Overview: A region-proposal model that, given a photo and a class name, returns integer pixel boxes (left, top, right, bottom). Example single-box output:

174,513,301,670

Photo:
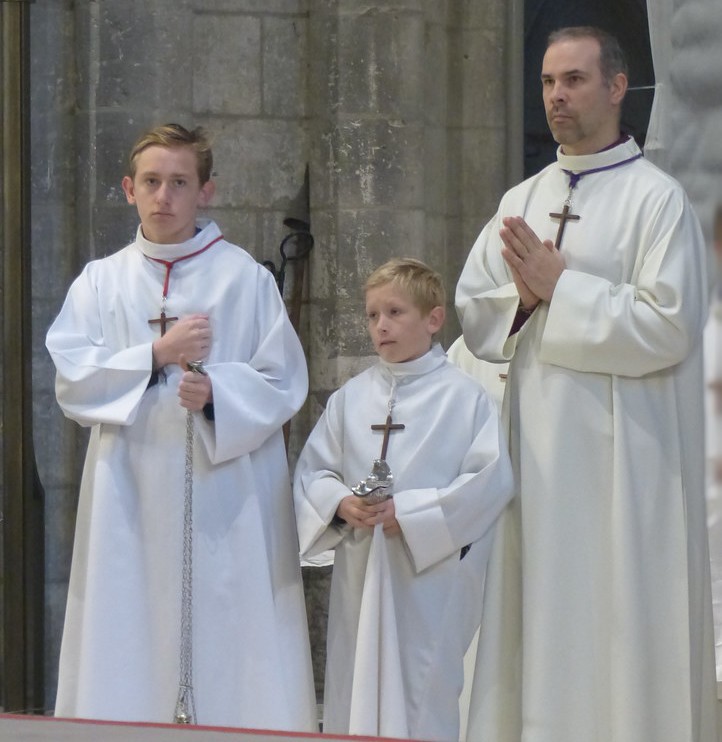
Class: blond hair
365,258,446,315
127,123,213,184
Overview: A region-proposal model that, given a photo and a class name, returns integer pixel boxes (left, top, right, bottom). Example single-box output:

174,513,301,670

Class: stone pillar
30,0,85,709
303,0,512,424
1,0,44,713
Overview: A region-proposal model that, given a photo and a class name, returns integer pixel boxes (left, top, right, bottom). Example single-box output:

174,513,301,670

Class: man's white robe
293,345,514,741
46,221,317,731
456,138,718,741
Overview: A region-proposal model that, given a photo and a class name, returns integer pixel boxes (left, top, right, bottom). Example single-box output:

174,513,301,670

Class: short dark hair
127,123,214,184
548,26,628,85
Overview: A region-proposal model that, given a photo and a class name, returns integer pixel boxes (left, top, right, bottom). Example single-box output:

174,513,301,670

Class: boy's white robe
293,345,514,741
456,138,717,741
46,221,317,731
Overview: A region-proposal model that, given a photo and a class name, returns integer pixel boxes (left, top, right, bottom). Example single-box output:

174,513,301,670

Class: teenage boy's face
122,145,214,244
365,282,444,363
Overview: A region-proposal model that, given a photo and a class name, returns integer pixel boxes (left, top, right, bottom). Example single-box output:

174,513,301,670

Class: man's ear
610,72,628,105
428,305,445,335
121,175,136,205
198,179,215,208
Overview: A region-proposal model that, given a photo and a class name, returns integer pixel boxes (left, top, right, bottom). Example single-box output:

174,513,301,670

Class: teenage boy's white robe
456,138,718,741
294,345,514,741
46,221,317,731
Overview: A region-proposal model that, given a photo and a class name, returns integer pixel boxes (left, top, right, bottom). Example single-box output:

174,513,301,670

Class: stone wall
29,0,515,709
659,1,722,235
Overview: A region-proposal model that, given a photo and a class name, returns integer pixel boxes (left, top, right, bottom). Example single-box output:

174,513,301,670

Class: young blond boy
294,258,513,741
46,124,316,730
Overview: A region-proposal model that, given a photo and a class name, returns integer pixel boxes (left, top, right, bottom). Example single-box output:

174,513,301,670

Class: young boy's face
365,281,444,363
122,145,214,244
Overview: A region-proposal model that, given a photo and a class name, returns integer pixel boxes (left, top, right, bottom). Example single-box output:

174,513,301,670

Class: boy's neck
140,224,202,245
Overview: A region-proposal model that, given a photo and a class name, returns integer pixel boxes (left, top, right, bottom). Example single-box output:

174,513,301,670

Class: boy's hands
152,313,211,370
371,498,401,535
336,495,400,535
177,354,213,411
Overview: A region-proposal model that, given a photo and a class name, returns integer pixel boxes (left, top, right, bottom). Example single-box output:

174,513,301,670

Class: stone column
303,0,512,425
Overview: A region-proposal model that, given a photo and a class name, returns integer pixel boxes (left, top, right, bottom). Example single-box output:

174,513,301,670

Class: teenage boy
46,123,317,730
294,258,513,741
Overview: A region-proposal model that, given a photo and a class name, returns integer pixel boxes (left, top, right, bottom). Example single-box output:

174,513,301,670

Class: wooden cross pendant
549,202,580,249
148,310,179,336
370,414,405,461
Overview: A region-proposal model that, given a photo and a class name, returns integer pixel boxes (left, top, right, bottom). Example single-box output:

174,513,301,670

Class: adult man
456,27,717,741
46,124,317,731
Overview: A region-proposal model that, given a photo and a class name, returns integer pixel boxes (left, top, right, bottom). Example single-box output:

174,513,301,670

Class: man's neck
560,132,626,157
597,133,628,152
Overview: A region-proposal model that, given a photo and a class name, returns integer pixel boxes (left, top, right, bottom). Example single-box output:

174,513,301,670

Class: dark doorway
524,0,654,178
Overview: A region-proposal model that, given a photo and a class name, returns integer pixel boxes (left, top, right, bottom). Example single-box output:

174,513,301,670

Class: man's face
541,37,626,156
365,282,443,364
122,145,214,244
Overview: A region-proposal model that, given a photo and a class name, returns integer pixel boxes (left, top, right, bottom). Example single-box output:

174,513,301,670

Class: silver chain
174,406,197,724
387,376,398,415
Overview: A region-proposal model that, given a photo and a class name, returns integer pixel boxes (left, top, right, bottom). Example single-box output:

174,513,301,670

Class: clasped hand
336,494,401,536
151,314,214,411
177,354,213,412
500,216,566,308
152,313,212,368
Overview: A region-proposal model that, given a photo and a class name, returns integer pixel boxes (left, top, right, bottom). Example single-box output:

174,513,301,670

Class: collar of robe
556,135,643,188
137,219,222,263
378,343,447,382
137,220,224,298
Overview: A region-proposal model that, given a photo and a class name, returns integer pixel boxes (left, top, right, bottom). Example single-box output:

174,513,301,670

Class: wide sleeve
293,390,353,557
539,187,709,376
394,392,514,574
196,269,308,464
45,262,155,427
455,205,524,363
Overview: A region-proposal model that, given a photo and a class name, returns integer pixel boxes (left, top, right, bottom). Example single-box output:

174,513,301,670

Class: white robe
446,336,508,412
46,220,317,731
446,335,509,740
293,345,514,741
456,138,718,741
